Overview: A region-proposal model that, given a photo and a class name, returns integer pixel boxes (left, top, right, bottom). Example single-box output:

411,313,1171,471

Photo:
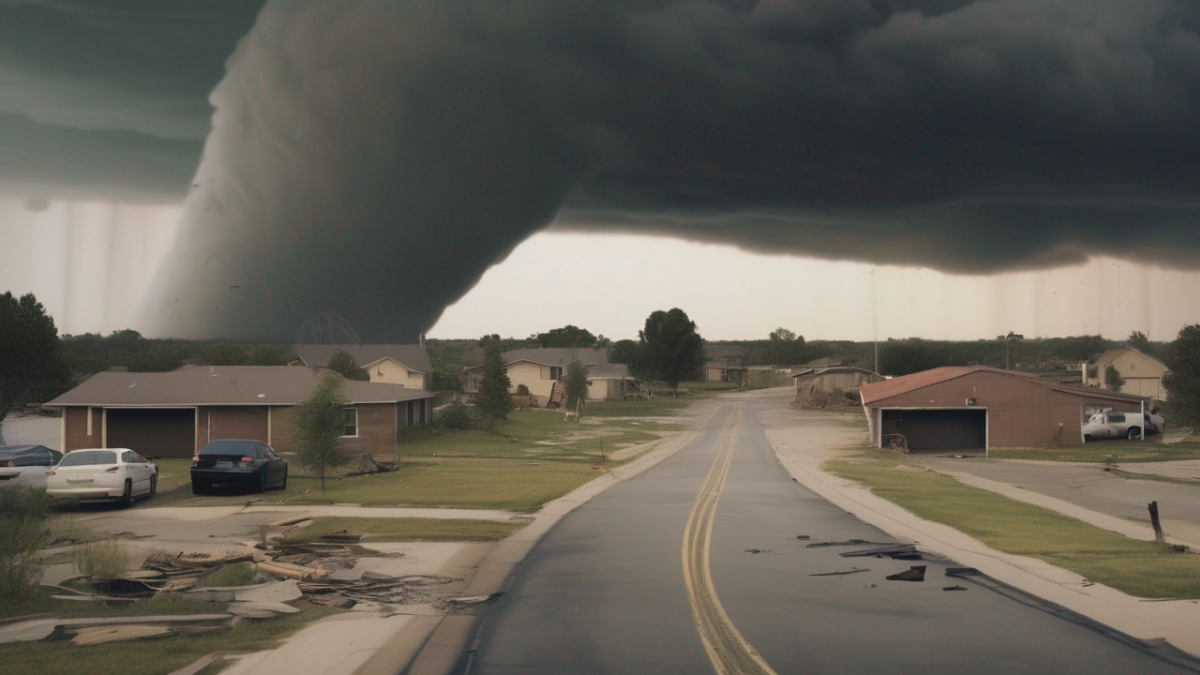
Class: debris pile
796,388,862,409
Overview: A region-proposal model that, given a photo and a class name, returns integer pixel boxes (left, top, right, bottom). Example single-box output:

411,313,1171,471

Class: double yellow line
681,407,778,675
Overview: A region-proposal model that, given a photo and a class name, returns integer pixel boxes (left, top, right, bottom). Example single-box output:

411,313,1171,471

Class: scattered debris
448,593,504,605
349,454,392,476
308,595,357,609
795,535,810,540
840,544,920,559
0,619,59,644
943,585,968,591
864,584,877,589
233,580,303,603
809,568,870,577
744,548,772,554
944,567,980,577
1171,544,1190,553
806,539,878,548
72,624,172,646
270,515,313,528
886,565,926,582
257,560,321,580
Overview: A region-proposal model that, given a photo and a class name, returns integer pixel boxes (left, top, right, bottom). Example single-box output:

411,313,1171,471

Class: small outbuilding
793,366,884,404
860,366,1149,453
43,366,434,459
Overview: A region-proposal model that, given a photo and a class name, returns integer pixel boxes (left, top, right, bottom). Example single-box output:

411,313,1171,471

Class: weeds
0,488,52,601
72,538,130,579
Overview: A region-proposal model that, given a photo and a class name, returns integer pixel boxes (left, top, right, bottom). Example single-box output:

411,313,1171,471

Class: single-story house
860,366,1150,453
703,345,748,383
793,366,884,402
291,344,432,390
1083,347,1169,400
463,348,633,405
43,366,434,459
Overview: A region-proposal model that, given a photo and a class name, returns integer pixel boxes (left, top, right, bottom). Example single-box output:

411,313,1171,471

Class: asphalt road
464,401,1195,675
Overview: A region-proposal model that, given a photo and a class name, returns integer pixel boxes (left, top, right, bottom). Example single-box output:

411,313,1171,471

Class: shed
860,366,1149,453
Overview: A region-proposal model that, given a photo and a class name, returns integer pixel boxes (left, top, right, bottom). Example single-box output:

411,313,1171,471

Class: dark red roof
861,366,1147,406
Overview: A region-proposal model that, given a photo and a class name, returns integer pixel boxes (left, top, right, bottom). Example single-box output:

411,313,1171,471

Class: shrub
72,537,129,580
515,384,530,396
439,401,474,430
0,488,52,600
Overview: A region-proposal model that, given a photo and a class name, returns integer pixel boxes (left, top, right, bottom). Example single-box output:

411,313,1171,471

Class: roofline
863,367,1152,406
359,356,426,374
43,396,434,409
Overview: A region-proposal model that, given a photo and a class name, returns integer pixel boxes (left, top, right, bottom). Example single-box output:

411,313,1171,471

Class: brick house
43,366,434,459
860,366,1150,453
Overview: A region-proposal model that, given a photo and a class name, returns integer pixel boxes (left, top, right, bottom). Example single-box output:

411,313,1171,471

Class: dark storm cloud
1,1,1196,340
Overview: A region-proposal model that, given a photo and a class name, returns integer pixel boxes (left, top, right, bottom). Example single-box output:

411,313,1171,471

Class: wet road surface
465,403,1194,674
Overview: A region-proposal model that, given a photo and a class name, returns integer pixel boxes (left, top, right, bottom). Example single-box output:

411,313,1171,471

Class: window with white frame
343,407,358,437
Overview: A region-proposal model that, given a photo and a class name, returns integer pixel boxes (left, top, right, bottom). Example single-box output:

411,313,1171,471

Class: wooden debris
269,515,313,527
0,618,59,644
58,614,233,628
257,560,321,579
72,624,172,645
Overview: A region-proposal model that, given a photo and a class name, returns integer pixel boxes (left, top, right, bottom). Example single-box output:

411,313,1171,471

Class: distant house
1083,347,1169,400
793,366,884,403
703,345,748,383
860,366,1149,452
43,366,433,459
463,348,633,405
291,344,432,390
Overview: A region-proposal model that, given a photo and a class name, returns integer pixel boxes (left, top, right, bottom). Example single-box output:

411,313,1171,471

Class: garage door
209,407,269,444
106,408,196,459
882,409,986,451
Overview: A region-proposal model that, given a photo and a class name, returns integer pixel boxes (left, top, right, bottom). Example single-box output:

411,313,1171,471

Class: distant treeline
59,330,295,375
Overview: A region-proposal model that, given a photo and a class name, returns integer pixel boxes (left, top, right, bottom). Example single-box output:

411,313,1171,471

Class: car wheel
1083,434,1092,443
258,471,268,494
1128,427,1142,440
120,480,133,508
280,469,288,491
149,474,157,498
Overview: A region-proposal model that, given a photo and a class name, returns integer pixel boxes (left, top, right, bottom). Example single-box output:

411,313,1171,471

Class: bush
515,383,530,396
73,538,130,579
439,401,474,429
0,488,51,600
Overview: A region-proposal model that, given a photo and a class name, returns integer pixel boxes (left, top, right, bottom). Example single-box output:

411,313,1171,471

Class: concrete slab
233,580,303,603
329,543,464,580
220,613,414,675
0,619,58,644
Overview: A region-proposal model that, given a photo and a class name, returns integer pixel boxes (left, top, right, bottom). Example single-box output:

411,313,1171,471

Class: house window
550,367,562,380
343,408,358,437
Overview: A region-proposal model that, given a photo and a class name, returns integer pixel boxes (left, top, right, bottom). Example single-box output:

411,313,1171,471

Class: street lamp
998,332,1024,370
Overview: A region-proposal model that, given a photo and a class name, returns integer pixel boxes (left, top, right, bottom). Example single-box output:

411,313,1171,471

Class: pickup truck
1082,410,1165,441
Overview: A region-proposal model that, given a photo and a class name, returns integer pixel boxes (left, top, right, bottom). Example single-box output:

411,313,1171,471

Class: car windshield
58,451,118,467
199,441,257,458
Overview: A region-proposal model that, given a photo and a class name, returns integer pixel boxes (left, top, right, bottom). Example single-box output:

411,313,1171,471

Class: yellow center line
681,407,778,675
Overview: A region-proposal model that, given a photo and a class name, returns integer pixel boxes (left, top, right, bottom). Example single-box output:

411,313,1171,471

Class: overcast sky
0,1,1197,342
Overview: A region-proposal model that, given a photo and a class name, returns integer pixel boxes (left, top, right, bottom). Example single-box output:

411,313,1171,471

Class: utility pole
998,331,1024,370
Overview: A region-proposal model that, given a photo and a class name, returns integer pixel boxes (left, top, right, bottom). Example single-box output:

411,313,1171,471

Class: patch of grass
150,458,197,492
824,450,1200,599
72,538,129,579
0,601,342,675
841,415,868,429
201,562,259,588
280,516,527,544
991,441,1200,463
1,588,233,620
155,457,601,512
582,381,738,418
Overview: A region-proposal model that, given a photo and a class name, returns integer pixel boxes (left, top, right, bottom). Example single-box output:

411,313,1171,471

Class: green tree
128,343,186,372
878,338,959,376
202,343,248,366
640,309,706,397
1055,335,1108,362
0,292,68,429
292,372,351,493
537,325,597,349
763,329,807,365
327,350,370,381
1163,325,1200,428
475,339,513,421
1104,364,1125,393
593,334,613,350
249,345,292,366
105,329,144,352
769,327,796,342
562,353,590,417
610,339,652,383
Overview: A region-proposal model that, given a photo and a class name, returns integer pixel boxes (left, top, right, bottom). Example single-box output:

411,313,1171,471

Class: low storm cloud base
14,0,1196,341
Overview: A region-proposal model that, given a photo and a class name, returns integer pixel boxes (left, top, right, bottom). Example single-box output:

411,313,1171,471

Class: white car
0,445,63,490
46,448,158,506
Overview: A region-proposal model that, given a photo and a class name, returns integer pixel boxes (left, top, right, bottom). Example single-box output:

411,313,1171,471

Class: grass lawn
151,458,195,492
279,516,527,544
201,562,259,588
2,589,229,621
0,598,342,675
581,380,739,418
824,450,1200,599
990,441,1200,463
153,457,603,512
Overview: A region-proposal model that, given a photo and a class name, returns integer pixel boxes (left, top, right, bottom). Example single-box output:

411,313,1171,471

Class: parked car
0,445,64,490
46,448,158,506
1083,409,1165,441
191,439,288,494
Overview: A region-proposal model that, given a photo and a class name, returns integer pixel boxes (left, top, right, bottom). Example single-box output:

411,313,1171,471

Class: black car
0,445,64,490
191,439,288,494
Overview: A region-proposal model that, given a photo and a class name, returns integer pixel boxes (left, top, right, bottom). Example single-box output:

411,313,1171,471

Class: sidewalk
745,388,1200,659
